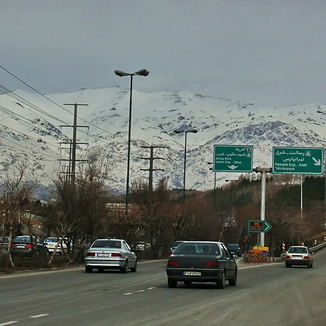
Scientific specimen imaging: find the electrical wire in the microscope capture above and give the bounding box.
[0,64,114,137]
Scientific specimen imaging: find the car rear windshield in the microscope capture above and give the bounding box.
[45,238,58,242]
[288,247,308,254]
[174,243,221,255]
[227,244,240,249]
[91,240,122,248]
[13,236,33,243]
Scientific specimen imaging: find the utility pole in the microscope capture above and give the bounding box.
[253,167,272,247]
[59,103,89,184]
[140,145,165,192]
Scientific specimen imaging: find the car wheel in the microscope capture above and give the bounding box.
[184,280,192,286]
[229,270,237,286]
[120,260,128,273]
[85,266,92,273]
[285,263,291,268]
[168,278,177,288]
[130,261,137,272]
[217,271,226,289]
[308,263,313,268]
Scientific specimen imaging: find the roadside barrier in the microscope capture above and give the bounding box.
[243,250,271,263]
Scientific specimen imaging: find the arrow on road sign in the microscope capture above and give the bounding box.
[248,220,272,233]
[227,165,238,170]
[312,157,321,166]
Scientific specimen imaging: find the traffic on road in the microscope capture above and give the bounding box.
[1,242,325,326]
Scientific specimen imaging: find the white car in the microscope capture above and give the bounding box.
[44,237,68,255]
[84,238,137,273]
[284,246,313,268]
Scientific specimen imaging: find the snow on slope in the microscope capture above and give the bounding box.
[0,87,325,194]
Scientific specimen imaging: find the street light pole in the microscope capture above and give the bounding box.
[115,69,149,216]
[175,129,197,201]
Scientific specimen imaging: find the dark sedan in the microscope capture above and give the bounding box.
[166,241,237,289]
[11,236,49,257]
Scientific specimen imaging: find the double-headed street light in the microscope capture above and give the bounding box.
[115,69,149,215]
[174,129,198,201]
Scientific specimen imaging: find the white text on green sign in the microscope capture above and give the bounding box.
[214,145,253,172]
[273,147,324,175]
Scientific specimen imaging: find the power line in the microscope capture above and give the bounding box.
[0,123,61,150]
[0,64,114,137]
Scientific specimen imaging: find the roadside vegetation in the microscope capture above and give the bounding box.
[0,157,325,272]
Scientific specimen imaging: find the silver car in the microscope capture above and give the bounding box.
[284,246,313,268]
[84,238,137,273]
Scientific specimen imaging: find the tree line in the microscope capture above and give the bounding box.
[1,155,325,270]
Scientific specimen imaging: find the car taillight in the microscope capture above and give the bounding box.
[86,252,96,256]
[285,255,291,259]
[304,256,309,259]
[111,253,121,257]
[25,244,33,248]
[167,260,180,267]
[10,244,16,247]
[206,261,219,267]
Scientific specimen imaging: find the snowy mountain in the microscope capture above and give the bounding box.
[0,87,325,195]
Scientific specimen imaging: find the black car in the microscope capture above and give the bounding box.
[11,236,49,257]
[226,243,241,257]
[166,241,237,288]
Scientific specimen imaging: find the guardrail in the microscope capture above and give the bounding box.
[309,241,326,253]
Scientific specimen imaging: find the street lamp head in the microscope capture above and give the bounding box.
[174,129,184,134]
[188,129,198,134]
[135,69,149,76]
[115,69,149,77]
[114,70,130,77]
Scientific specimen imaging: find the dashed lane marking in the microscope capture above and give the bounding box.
[0,321,19,326]
[29,314,49,319]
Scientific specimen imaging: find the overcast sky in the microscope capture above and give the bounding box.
[1,0,326,106]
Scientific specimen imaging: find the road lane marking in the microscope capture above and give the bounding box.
[123,293,133,295]
[239,262,281,269]
[136,290,145,293]
[29,314,49,318]
[0,321,19,326]
[147,287,155,290]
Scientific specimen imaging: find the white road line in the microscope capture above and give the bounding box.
[239,262,281,269]
[147,287,155,290]
[0,321,19,326]
[123,293,133,295]
[29,314,49,318]
[136,290,145,293]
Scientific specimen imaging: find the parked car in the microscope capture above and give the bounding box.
[226,243,242,257]
[284,246,313,268]
[166,241,238,288]
[168,240,184,256]
[44,237,69,255]
[84,238,137,273]
[11,236,49,257]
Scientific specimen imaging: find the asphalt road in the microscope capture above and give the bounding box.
[0,250,325,326]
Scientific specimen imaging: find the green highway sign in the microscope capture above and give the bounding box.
[213,145,253,172]
[248,220,272,233]
[273,147,324,175]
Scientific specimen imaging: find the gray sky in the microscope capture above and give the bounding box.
[1,0,326,106]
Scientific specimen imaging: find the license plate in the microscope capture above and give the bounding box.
[293,255,302,259]
[17,245,25,248]
[183,271,201,276]
[97,253,111,257]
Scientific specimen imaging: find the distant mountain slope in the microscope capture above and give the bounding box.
[0,87,325,194]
